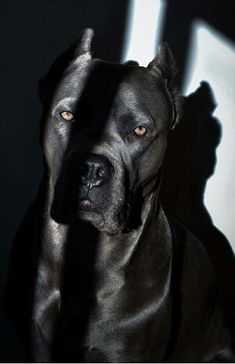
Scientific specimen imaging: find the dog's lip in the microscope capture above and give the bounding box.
[78,198,97,212]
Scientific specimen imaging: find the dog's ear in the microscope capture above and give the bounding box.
[147,42,176,83]
[148,43,181,130]
[38,28,94,104]
[73,27,94,59]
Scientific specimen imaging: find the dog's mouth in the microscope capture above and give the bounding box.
[51,195,106,229]
[51,189,137,235]
[78,198,97,213]
[76,196,123,235]
[51,176,141,235]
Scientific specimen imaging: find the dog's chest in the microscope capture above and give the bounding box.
[80,260,172,362]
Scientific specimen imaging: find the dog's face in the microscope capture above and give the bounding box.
[40,29,180,235]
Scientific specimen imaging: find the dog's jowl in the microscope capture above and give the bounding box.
[6,28,235,362]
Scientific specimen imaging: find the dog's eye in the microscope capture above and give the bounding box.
[60,111,75,121]
[132,126,147,137]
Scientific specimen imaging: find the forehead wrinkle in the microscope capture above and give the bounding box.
[114,85,155,128]
[118,82,139,106]
[52,59,100,106]
[53,96,77,109]
[119,75,171,118]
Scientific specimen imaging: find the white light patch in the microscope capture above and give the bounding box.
[122,0,166,66]
[184,21,235,251]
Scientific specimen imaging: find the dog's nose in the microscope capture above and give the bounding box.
[79,154,113,188]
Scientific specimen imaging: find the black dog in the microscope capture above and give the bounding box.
[6,28,235,362]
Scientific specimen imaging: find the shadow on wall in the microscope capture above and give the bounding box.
[161,81,235,336]
[159,0,235,338]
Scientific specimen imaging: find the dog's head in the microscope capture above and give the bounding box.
[40,29,181,235]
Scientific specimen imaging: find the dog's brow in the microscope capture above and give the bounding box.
[119,110,155,129]
[54,97,77,109]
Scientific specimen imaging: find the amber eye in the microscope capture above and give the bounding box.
[60,111,75,121]
[132,126,147,137]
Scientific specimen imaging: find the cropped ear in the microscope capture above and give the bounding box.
[170,89,183,130]
[73,27,94,59]
[148,43,181,130]
[38,28,94,104]
[147,42,176,83]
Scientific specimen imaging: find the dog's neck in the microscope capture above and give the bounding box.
[84,191,173,360]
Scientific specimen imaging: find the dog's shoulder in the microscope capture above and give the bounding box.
[167,214,213,269]
[166,215,234,360]
[167,214,217,311]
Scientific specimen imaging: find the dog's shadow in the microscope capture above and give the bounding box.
[161,81,235,332]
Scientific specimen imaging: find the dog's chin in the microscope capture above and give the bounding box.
[77,197,128,235]
[77,208,123,236]
[51,196,127,235]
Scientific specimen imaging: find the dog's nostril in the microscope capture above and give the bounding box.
[97,167,107,178]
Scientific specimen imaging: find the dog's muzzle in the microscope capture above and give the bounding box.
[51,151,127,235]
[77,153,114,210]
[77,153,115,219]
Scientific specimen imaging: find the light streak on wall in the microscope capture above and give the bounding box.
[122,0,166,66]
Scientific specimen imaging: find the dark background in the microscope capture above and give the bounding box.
[1,0,235,361]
